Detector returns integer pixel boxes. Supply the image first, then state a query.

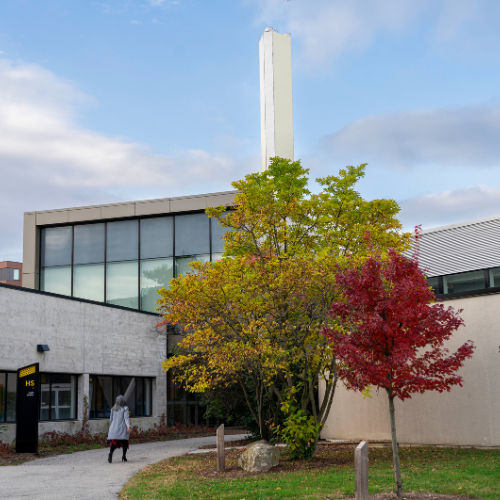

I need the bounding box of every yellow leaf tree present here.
[159,158,410,443]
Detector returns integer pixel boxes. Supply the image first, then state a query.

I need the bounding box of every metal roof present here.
[417,215,500,277]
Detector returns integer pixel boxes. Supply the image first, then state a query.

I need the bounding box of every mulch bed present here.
[341,494,482,500]
[198,444,354,478]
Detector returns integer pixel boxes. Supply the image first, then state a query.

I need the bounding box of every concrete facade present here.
[22,190,237,291]
[259,27,294,171]
[319,293,500,447]
[0,284,165,444]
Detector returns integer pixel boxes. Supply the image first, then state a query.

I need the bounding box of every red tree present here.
[322,249,474,498]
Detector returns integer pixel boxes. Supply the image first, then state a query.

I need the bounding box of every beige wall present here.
[320,293,500,447]
[22,190,236,290]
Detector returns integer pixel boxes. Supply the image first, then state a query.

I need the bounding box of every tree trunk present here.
[387,391,403,498]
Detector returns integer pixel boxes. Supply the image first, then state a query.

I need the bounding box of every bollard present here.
[216,423,225,472]
[355,440,369,500]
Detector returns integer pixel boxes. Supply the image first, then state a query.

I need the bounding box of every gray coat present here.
[107,407,131,441]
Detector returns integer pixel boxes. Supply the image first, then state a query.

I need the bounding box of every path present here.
[0,433,248,500]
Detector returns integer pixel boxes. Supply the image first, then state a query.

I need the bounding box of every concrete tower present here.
[259,27,294,171]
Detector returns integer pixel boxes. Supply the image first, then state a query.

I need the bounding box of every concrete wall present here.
[0,285,166,445]
[22,190,237,290]
[320,293,500,447]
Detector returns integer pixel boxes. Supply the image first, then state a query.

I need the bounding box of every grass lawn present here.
[120,445,500,500]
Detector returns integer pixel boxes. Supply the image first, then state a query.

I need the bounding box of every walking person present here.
[106,395,131,463]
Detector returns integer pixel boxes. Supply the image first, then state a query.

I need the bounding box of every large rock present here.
[238,440,280,472]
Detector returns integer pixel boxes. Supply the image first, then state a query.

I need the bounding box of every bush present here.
[277,406,322,460]
[0,440,13,456]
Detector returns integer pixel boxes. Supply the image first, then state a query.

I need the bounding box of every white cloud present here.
[254,0,426,68]
[253,0,500,69]
[0,59,253,261]
[399,185,500,231]
[130,20,143,25]
[322,105,500,169]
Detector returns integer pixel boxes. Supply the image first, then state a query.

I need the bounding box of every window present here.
[489,267,500,288]
[13,269,20,281]
[38,211,223,311]
[39,374,77,421]
[40,226,73,296]
[175,254,210,277]
[442,270,485,294]
[175,213,210,256]
[0,372,17,423]
[211,211,233,254]
[89,375,153,419]
[140,258,173,313]
[427,276,439,293]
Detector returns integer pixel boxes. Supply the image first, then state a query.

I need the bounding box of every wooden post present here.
[355,440,369,500]
[216,423,225,472]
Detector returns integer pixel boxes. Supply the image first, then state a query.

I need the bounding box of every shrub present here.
[277,405,322,460]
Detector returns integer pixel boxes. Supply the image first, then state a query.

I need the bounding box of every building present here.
[320,214,500,447]
[0,25,293,445]
[0,191,236,444]
[0,261,22,286]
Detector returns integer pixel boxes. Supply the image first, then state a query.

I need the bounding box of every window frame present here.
[38,209,232,312]
[88,374,153,420]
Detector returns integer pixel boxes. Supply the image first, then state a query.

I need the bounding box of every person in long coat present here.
[106,395,131,463]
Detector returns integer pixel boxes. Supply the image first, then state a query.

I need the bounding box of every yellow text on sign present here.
[26,380,35,387]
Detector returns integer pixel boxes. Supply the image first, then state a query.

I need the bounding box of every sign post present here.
[16,363,40,454]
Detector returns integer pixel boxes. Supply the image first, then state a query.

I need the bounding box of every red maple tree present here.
[322,249,474,498]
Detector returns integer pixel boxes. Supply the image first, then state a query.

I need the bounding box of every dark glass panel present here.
[96,376,113,418]
[122,377,135,416]
[211,211,233,254]
[74,223,105,264]
[145,379,152,416]
[41,226,72,267]
[113,377,121,404]
[443,271,485,294]
[40,374,50,421]
[489,267,500,287]
[175,213,210,257]
[427,277,439,293]
[0,373,5,422]
[140,217,174,259]
[106,220,138,262]
[6,373,17,423]
[135,378,144,417]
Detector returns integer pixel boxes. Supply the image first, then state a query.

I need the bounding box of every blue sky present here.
[1,0,500,261]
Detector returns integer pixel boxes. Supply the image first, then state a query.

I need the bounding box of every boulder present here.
[238,440,280,472]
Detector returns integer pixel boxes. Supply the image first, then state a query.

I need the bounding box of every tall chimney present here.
[259,27,294,171]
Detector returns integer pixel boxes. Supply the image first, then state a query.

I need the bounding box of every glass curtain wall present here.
[89,375,153,419]
[40,210,231,313]
[39,374,77,421]
[0,372,17,423]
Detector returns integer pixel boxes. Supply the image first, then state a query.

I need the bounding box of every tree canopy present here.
[159,157,411,442]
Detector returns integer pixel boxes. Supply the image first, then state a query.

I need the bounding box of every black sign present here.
[16,363,40,454]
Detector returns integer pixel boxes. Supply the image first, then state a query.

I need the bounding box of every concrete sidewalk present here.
[0,433,248,500]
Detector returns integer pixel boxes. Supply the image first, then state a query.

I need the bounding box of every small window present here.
[442,271,485,294]
[489,267,500,288]
[427,276,439,294]
[13,269,20,281]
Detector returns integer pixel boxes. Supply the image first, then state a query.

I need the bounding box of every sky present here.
[1,0,500,261]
